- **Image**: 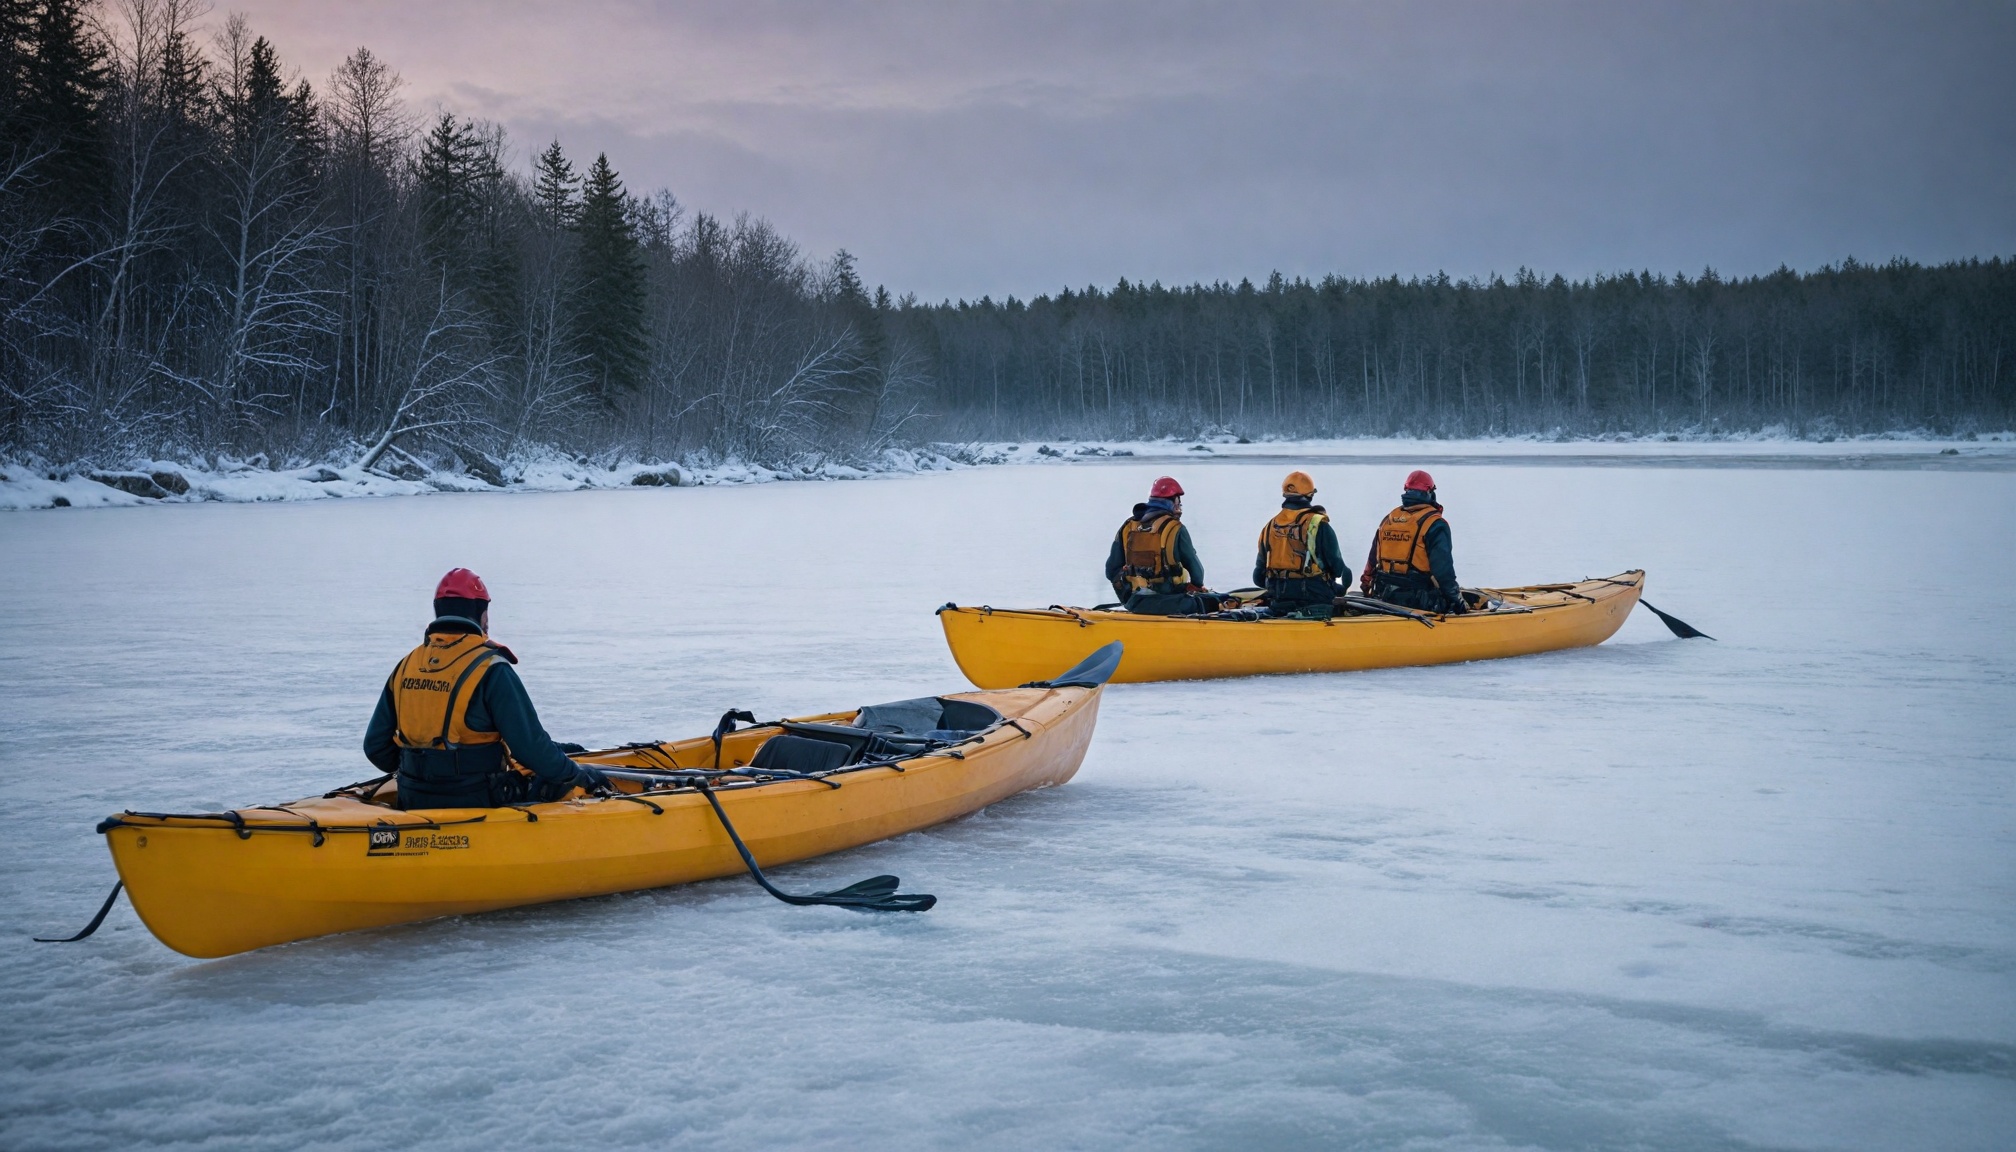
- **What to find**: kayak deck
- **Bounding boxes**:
[101,685,1101,958]
[938,571,1646,687]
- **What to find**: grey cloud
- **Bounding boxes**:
[233,0,2016,299]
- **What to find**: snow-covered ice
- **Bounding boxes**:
[2,451,2012,1149]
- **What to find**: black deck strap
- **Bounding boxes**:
[607,793,664,815]
[695,783,934,912]
[751,765,843,789]
[1007,720,1033,740]
[1338,595,1437,628]
[36,881,124,943]
[639,745,684,772]
[712,709,759,770]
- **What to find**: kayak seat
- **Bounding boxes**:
[856,696,1003,738]
[750,734,853,775]
[937,698,1004,733]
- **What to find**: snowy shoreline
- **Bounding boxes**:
[4,431,2012,511]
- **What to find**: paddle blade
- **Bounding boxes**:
[1024,641,1125,689]
[817,875,902,900]
[1639,599,1715,640]
[810,875,936,912]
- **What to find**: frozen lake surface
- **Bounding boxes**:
[3,451,2013,1149]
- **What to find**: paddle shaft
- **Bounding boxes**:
[695,784,934,912]
[36,881,123,943]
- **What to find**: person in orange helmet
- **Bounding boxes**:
[1360,470,1467,614]
[1252,470,1350,615]
[362,568,609,809]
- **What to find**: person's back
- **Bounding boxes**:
[1253,471,1348,614]
[1360,470,1465,614]
[364,568,608,809]
[1104,476,1220,615]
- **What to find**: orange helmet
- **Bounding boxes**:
[1282,471,1316,497]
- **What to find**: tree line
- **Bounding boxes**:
[2,1,2009,477]
[893,260,2014,440]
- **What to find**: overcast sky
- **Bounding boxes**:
[224,1,2015,301]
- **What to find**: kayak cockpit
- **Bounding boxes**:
[720,696,1007,776]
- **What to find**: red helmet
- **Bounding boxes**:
[1404,469,1436,492]
[434,567,490,602]
[1149,476,1184,498]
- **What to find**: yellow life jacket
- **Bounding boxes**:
[1116,511,1189,591]
[1259,505,1329,579]
[1372,502,1445,580]
[389,630,508,751]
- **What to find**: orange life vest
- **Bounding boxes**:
[1116,511,1188,591]
[1372,502,1445,580]
[389,630,508,752]
[1258,505,1329,579]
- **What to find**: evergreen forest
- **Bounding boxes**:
[3,1,2011,475]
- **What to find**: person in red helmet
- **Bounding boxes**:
[1360,470,1466,614]
[362,568,609,809]
[1104,476,1221,615]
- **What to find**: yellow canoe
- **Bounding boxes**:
[97,670,1110,958]
[939,571,1647,687]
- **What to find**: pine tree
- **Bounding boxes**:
[415,112,514,329]
[573,152,643,399]
[11,0,107,217]
[827,247,882,376]
[531,139,577,228]
[417,112,481,264]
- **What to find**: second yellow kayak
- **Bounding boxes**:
[939,571,1646,687]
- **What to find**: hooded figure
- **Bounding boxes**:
[1104,477,1221,615]
[1360,470,1465,613]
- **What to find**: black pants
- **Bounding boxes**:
[1264,577,1341,616]
[396,770,576,810]
[1370,580,1463,614]
[1123,589,1221,616]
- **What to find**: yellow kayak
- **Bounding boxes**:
[939,571,1647,687]
[95,652,1117,958]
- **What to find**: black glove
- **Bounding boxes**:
[572,763,611,793]
[1444,594,1468,615]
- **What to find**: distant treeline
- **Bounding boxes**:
[894,260,2015,440]
[2,1,2009,474]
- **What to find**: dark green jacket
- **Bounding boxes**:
[1361,492,1459,593]
[1105,504,1204,593]
[364,622,582,785]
